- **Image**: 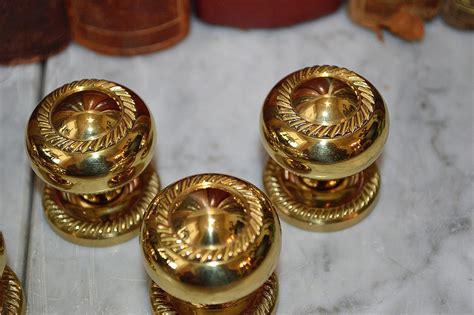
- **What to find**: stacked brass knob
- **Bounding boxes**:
[25,79,160,246]
[261,65,389,231]
[140,174,281,314]
[0,232,26,314]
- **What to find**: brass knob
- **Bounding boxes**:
[140,174,281,314]
[261,65,389,231]
[25,79,160,246]
[0,232,26,314]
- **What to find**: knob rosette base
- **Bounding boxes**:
[150,273,278,315]
[0,232,26,314]
[43,165,159,246]
[263,159,380,232]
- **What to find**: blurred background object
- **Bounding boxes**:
[195,0,342,28]
[0,0,70,65]
[67,0,189,56]
[2,0,470,65]
[348,0,443,41]
[442,0,474,29]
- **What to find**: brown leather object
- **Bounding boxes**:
[443,0,474,29]
[68,0,190,56]
[348,0,443,41]
[0,0,70,65]
[195,0,342,28]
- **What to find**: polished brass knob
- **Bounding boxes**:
[26,79,160,246]
[0,232,26,314]
[261,65,389,231]
[140,174,281,314]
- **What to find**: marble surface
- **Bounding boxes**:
[0,8,473,315]
[0,64,40,275]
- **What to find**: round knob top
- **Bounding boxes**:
[261,65,389,179]
[140,174,281,305]
[26,79,155,194]
[0,232,5,275]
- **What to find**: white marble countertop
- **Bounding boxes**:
[0,8,472,315]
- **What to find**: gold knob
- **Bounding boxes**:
[0,232,26,314]
[261,65,389,231]
[140,174,281,314]
[25,79,160,246]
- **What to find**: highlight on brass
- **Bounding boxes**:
[140,174,281,314]
[25,79,160,246]
[0,232,26,314]
[260,65,389,231]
